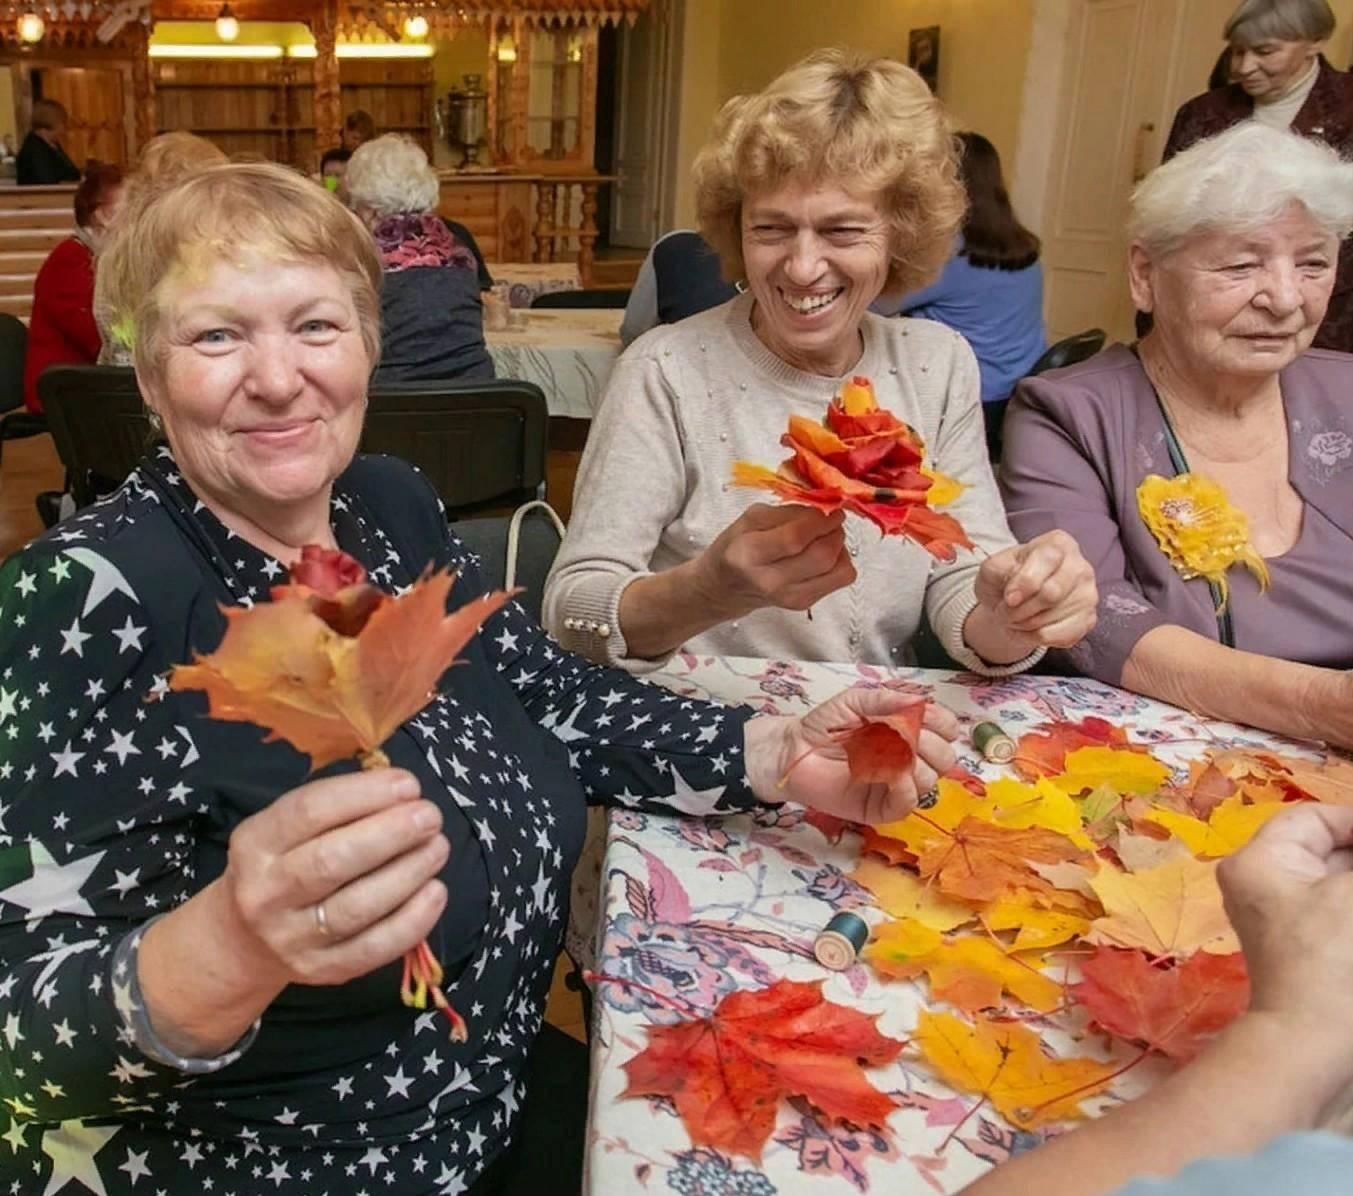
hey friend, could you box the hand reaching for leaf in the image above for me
[744,688,959,824]
[968,529,1098,661]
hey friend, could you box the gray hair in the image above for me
[1224,0,1335,46]
[344,134,440,218]
[1129,122,1353,256]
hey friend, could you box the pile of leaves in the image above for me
[731,375,975,561]
[619,713,1353,1160]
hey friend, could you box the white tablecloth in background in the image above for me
[488,308,622,420]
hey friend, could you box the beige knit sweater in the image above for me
[543,295,1040,676]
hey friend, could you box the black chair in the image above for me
[1028,328,1106,376]
[363,379,548,518]
[0,313,45,469]
[531,288,631,310]
[38,365,150,507]
[449,501,564,625]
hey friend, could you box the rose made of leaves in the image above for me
[731,375,975,561]
[170,545,513,1040]
[1137,473,1269,607]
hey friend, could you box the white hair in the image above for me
[344,134,440,218]
[1224,0,1335,46]
[1129,122,1353,256]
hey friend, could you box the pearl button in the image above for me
[719,432,728,442]
[731,621,740,631]
[889,366,898,374]
[597,624,611,638]
[739,382,748,391]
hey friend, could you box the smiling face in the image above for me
[142,254,371,538]
[1131,202,1336,379]
[1230,38,1319,99]
[740,177,893,376]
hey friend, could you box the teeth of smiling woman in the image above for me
[783,290,842,314]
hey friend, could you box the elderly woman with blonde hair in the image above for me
[546,48,1096,674]
[1001,122,1353,747]
[345,133,492,383]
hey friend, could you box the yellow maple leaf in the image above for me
[1144,795,1286,859]
[982,776,1096,850]
[913,1010,1118,1129]
[874,777,987,853]
[981,896,1091,951]
[849,858,974,932]
[1086,855,1239,957]
[1050,746,1171,797]
[922,467,965,508]
[866,920,1061,1014]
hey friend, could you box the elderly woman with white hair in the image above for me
[1001,122,1353,747]
[344,133,493,383]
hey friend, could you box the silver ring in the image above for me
[314,902,330,937]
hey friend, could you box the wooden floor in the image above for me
[0,431,588,1040]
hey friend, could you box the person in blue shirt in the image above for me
[879,131,1046,455]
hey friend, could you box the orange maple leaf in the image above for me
[730,375,974,561]
[838,704,926,784]
[913,815,1088,904]
[621,978,904,1160]
[1071,947,1249,1061]
[171,569,511,770]
[1086,855,1240,957]
[913,1010,1120,1130]
[1012,717,1139,781]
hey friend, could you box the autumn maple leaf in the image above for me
[1071,947,1249,1061]
[172,560,512,770]
[1012,717,1138,781]
[913,1010,1119,1130]
[731,375,974,560]
[1086,855,1240,957]
[838,704,926,784]
[913,816,1088,904]
[620,978,904,1160]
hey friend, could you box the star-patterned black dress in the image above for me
[0,448,758,1195]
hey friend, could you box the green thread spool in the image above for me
[813,911,869,971]
[972,720,1016,764]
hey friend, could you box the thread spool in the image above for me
[813,911,869,971]
[972,720,1016,764]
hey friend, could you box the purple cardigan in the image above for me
[1000,345,1353,683]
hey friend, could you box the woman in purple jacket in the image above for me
[1001,123,1353,748]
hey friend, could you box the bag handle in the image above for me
[505,500,566,590]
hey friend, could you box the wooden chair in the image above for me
[530,288,631,310]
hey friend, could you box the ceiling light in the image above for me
[150,43,283,59]
[403,14,428,39]
[495,33,516,63]
[16,12,44,43]
[214,3,239,42]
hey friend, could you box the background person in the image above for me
[16,97,81,185]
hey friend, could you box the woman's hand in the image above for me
[967,530,1098,661]
[694,503,856,620]
[744,688,959,824]
[219,768,449,989]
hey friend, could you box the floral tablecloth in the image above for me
[486,261,582,309]
[488,308,622,420]
[584,656,1296,1196]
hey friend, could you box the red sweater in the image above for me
[24,236,101,413]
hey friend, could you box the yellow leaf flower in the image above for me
[849,858,974,932]
[921,467,965,508]
[1050,746,1170,797]
[1137,473,1270,607]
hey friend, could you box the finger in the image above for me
[827,685,928,721]
[738,502,841,533]
[252,769,422,855]
[1002,543,1065,608]
[777,551,857,609]
[296,879,448,987]
[921,702,961,742]
[1244,803,1353,858]
[320,832,450,941]
[916,727,957,777]
[863,776,920,824]
[1014,609,1097,648]
[1221,804,1353,899]
[755,511,848,562]
[284,798,444,904]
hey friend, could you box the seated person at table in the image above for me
[875,131,1046,452]
[319,144,350,192]
[619,228,738,347]
[345,134,494,384]
[1001,123,1353,748]
[23,161,123,412]
[342,107,376,151]
[545,49,1096,674]
[16,98,80,185]
[967,802,1353,1196]
[0,160,959,1196]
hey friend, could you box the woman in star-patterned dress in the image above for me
[0,163,960,1195]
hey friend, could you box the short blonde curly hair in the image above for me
[693,48,964,297]
[95,161,383,385]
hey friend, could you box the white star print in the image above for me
[50,742,85,778]
[111,616,147,654]
[40,1121,116,1196]
[118,1147,152,1184]
[58,618,91,658]
[105,730,140,766]
[66,548,138,615]
[13,570,35,597]
[0,688,15,726]
[384,1067,414,1099]
[0,841,104,920]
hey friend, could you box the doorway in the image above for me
[25,63,130,169]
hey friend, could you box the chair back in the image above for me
[39,366,151,505]
[1029,328,1106,376]
[0,313,28,417]
[449,502,564,624]
[531,288,631,310]
[363,378,548,517]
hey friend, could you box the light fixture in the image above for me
[286,42,434,59]
[16,12,44,43]
[402,14,428,39]
[150,42,282,58]
[495,33,516,63]
[214,3,239,42]
[566,33,582,63]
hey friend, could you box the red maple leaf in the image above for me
[837,704,926,784]
[1071,947,1250,1061]
[621,978,904,1159]
[1012,717,1138,780]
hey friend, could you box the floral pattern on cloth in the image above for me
[587,654,1307,1195]
[372,210,479,274]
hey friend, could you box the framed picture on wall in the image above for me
[908,26,940,93]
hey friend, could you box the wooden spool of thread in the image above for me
[813,911,870,971]
[972,720,1016,764]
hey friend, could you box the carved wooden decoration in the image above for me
[311,0,339,156]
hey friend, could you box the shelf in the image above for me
[160,125,317,133]
[339,81,430,89]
